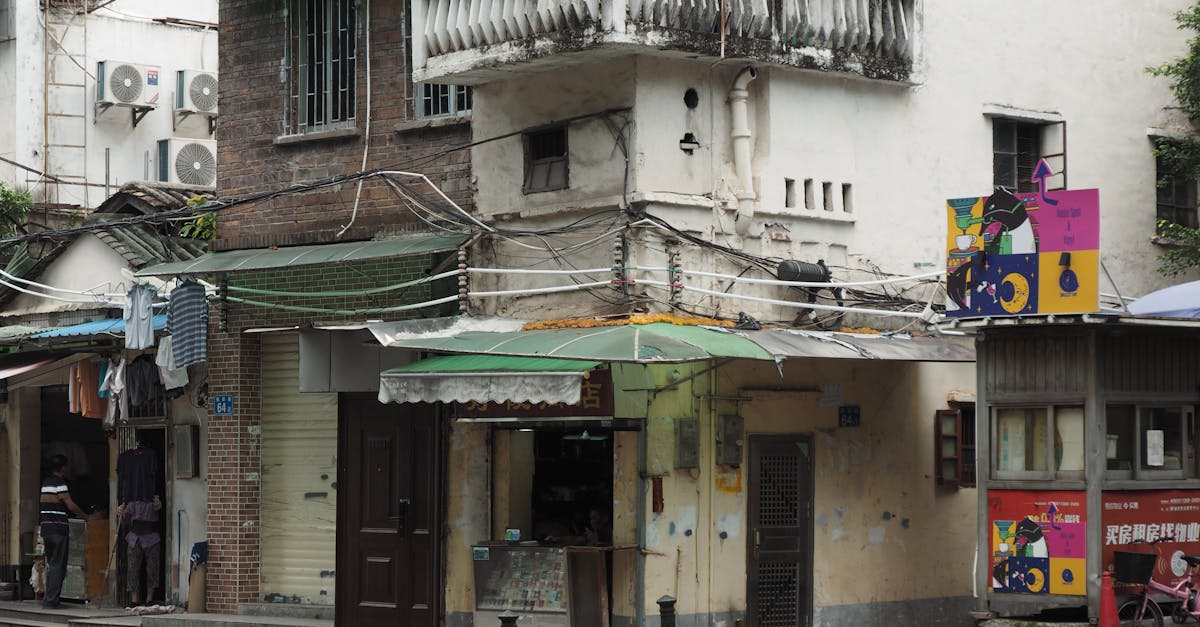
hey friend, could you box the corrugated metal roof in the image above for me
[390,354,601,373]
[136,233,469,276]
[29,313,166,339]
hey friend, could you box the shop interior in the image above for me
[40,385,108,515]
[475,423,637,627]
[529,428,614,544]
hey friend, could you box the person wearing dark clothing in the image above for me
[116,445,157,503]
[116,445,160,604]
[40,455,93,609]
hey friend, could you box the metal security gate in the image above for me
[748,435,813,627]
[260,333,338,603]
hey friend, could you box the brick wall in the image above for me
[203,256,448,612]
[216,0,473,251]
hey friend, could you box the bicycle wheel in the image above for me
[1118,596,1164,627]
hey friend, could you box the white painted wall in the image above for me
[0,1,217,208]
[469,0,1198,325]
[5,234,128,316]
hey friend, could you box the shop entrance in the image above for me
[115,426,167,606]
[336,394,441,627]
[747,434,813,627]
[532,428,614,543]
[40,386,108,515]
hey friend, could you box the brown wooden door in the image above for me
[336,394,440,627]
[747,435,813,627]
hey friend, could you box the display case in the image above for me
[473,543,638,627]
[63,518,109,601]
[473,544,569,627]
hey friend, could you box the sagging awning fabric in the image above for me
[378,354,602,405]
[135,233,469,276]
[368,318,976,364]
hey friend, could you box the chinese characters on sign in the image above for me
[1102,491,1200,587]
[988,490,1086,595]
[455,369,613,419]
[945,161,1100,317]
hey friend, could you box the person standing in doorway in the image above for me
[40,454,94,609]
[117,442,160,606]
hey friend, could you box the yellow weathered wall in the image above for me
[444,422,489,616]
[642,358,977,617]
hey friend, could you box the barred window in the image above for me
[419,83,472,118]
[286,0,357,134]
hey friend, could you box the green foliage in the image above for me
[1155,136,1200,184]
[179,211,216,240]
[1152,3,1200,275]
[1148,3,1200,121]
[1156,220,1200,276]
[0,182,31,237]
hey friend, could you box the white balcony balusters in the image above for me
[413,0,917,73]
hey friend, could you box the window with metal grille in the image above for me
[286,0,357,134]
[524,126,568,193]
[1155,151,1198,233]
[993,120,1042,193]
[419,83,472,118]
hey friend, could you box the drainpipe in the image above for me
[729,67,757,235]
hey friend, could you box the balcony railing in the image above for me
[412,0,919,83]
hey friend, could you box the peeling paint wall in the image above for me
[444,422,490,617]
[641,357,976,618]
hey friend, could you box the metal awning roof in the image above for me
[135,233,469,276]
[368,319,975,364]
[378,354,601,405]
[29,314,167,339]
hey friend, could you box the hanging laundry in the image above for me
[124,284,158,350]
[155,335,189,391]
[98,360,109,399]
[100,356,128,430]
[127,355,163,408]
[69,360,107,420]
[167,281,206,368]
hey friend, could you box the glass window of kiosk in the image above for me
[992,405,1085,481]
[1106,405,1197,480]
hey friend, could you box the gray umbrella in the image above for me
[1128,280,1200,318]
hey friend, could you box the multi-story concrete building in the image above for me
[135,1,1199,625]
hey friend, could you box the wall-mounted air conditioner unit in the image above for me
[158,138,217,188]
[176,70,218,115]
[97,61,160,108]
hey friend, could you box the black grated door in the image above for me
[748,437,812,627]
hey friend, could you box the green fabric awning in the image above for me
[379,354,602,405]
[369,322,775,363]
[369,317,976,364]
[135,233,468,276]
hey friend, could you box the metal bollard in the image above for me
[498,609,520,626]
[657,595,677,627]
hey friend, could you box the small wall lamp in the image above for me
[679,132,699,154]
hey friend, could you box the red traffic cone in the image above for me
[1099,571,1120,627]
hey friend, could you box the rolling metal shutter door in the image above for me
[260,333,338,603]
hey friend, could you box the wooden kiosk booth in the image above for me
[966,316,1200,621]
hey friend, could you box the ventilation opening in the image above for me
[804,179,814,210]
[785,178,796,208]
[841,183,853,214]
[822,182,833,212]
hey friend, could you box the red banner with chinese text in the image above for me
[1102,490,1200,589]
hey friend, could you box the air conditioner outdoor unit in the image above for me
[97,61,161,108]
[158,138,217,188]
[176,69,218,115]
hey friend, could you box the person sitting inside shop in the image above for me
[544,506,612,546]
